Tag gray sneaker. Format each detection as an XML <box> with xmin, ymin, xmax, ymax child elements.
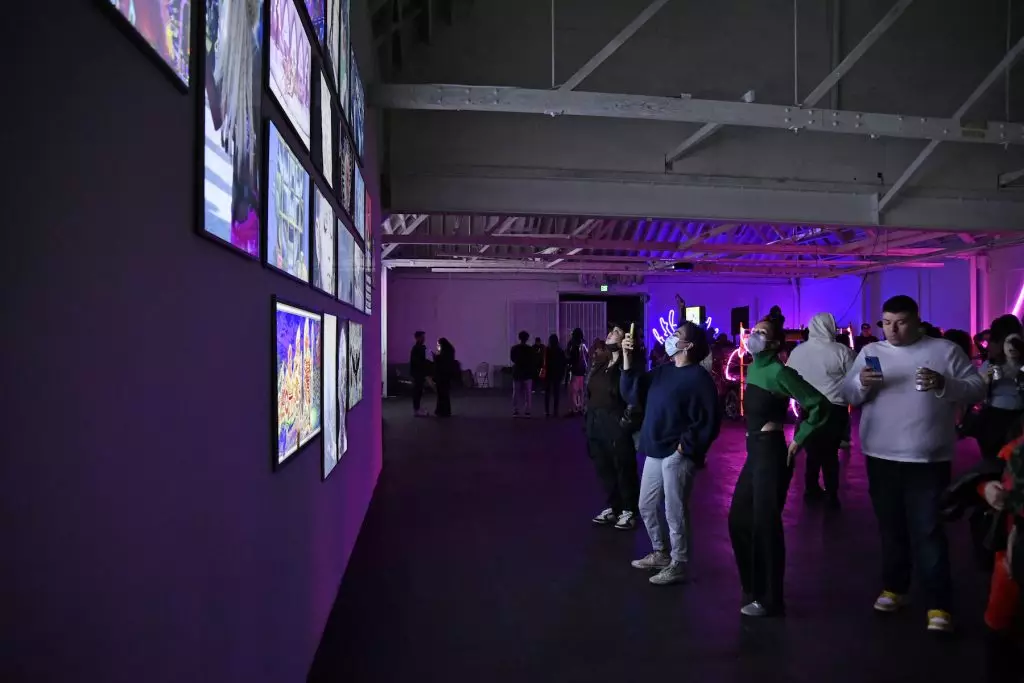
<box><xmin>740</xmin><ymin>601</ymin><xmax>768</xmax><ymax>617</ymax></box>
<box><xmin>649</xmin><ymin>560</ymin><xmax>688</xmax><ymax>585</ymax></box>
<box><xmin>631</xmin><ymin>551</ymin><xmax>671</xmax><ymax>570</ymax></box>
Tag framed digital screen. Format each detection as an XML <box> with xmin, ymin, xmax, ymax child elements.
<box><xmin>303</xmin><ymin>0</ymin><xmax>325</xmax><ymax>41</ymax></box>
<box><xmin>274</xmin><ymin>298</ymin><xmax>322</xmax><ymax>469</ymax></box>
<box><xmin>352</xmin><ymin>165</ymin><xmax>365</xmax><ymax>240</ymax></box>
<box><xmin>326</xmin><ymin>0</ymin><xmax>349</xmax><ymax>108</ymax></box>
<box><xmin>268</xmin><ymin>0</ymin><xmax>312</xmax><ymax>149</ymax></box>
<box><xmin>266</xmin><ymin>122</ymin><xmax>311</xmax><ymax>283</ymax></box>
<box><xmin>337</xmin><ymin>318</ymin><xmax>348</xmax><ymax>458</ymax></box>
<box><xmin>311</xmin><ymin>186</ymin><xmax>336</xmax><ymax>297</ymax></box>
<box><xmin>339</xmin><ymin>134</ymin><xmax>354</xmax><ymax>217</ymax></box>
<box><xmin>363</xmin><ymin>198</ymin><xmax>373</xmax><ymax>314</ymax></box>
<box><xmin>350</xmin><ymin>53</ymin><xmax>365</xmax><ymax>157</ymax></box>
<box><xmin>685</xmin><ymin>306</ymin><xmax>706</xmax><ymax>326</ymax></box>
<box><xmin>347</xmin><ymin>320</ymin><xmax>363</xmax><ymax>409</ymax></box>
<box><xmin>105</xmin><ymin>0</ymin><xmax>192</xmax><ymax>87</ymax></box>
<box><xmin>351</xmin><ymin>235</ymin><xmax>365</xmax><ymax>312</ymax></box>
<box><xmin>200</xmin><ymin>0</ymin><xmax>262</xmax><ymax>257</ymax></box>
<box><xmin>318</xmin><ymin>71</ymin><xmax>334</xmax><ymax>189</ymax></box>
<box><xmin>336</xmin><ymin>219</ymin><xmax>354</xmax><ymax>305</ymax></box>
<box><xmin>322</xmin><ymin>312</ymin><xmax>338</xmax><ymax>479</ymax></box>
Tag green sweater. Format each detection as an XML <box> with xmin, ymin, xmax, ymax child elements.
<box><xmin>746</xmin><ymin>352</ymin><xmax>829</xmax><ymax>446</ymax></box>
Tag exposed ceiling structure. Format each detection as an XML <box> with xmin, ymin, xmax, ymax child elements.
<box><xmin>372</xmin><ymin>0</ymin><xmax>1024</xmax><ymax>276</ymax></box>
<box><xmin>380</xmin><ymin>214</ymin><xmax>1024</xmax><ymax>278</ymax></box>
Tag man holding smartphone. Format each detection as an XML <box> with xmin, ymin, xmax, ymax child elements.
<box><xmin>842</xmin><ymin>295</ymin><xmax>985</xmax><ymax>633</ymax></box>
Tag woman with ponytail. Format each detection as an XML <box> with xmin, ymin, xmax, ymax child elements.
<box><xmin>728</xmin><ymin>310</ymin><xmax>829</xmax><ymax>617</ymax></box>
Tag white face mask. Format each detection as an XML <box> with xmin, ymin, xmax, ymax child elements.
<box><xmin>664</xmin><ymin>336</ymin><xmax>680</xmax><ymax>357</ymax></box>
<box><xmin>746</xmin><ymin>332</ymin><xmax>768</xmax><ymax>355</ymax></box>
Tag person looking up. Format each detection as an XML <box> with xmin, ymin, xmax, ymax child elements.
<box><xmin>621</xmin><ymin>322</ymin><xmax>721</xmax><ymax>585</ymax></box>
<box><xmin>855</xmin><ymin>322</ymin><xmax>878</xmax><ymax>353</ymax></box>
<box><xmin>978</xmin><ymin>315</ymin><xmax>1024</xmax><ymax>460</ymax></box>
<box><xmin>842</xmin><ymin>295</ymin><xmax>985</xmax><ymax>633</ymax></box>
<box><xmin>410</xmin><ymin>330</ymin><xmax>429</xmax><ymax>417</ymax></box>
<box><xmin>786</xmin><ymin>312</ymin><xmax>855</xmax><ymax>507</ymax></box>
<box><xmin>510</xmin><ymin>331</ymin><xmax>535</xmax><ymax>417</ymax></box>
<box><xmin>586</xmin><ymin>325</ymin><xmax>640</xmax><ymax>531</ymax></box>
<box><xmin>432</xmin><ymin>338</ymin><xmax>456</xmax><ymax>418</ymax></box>
<box><xmin>728</xmin><ymin>310</ymin><xmax>829</xmax><ymax>618</ymax></box>
<box><xmin>542</xmin><ymin>334</ymin><xmax>566</xmax><ymax>418</ymax></box>
<box><xmin>566</xmin><ymin>328</ymin><xmax>589</xmax><ymax>416</ymax></box>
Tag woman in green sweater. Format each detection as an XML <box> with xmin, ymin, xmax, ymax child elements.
<box><xmin>728</xmin><ymin>312</ymin><xmax>829</xmax><ymax>617</ymax></box>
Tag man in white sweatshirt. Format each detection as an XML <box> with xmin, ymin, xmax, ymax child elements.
<box><xmin>786</xmin><ymin>312</ymin><xmax>854</xmax><ymax>507</ymax></box>
<box><xmin>842</xmin><ymin>295</ymin><xmax>984</xmax><ymax>634</ymax></box>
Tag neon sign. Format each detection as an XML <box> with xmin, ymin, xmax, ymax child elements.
<box><xmin>1013</xmin><ymin>281</ymin><xmax>1024</xmax><ymax>317</ymax></box>
<box><xmin>652</xmin><ymin>308</ymin><xmax>677</xmax><ymax>345</ymax></box>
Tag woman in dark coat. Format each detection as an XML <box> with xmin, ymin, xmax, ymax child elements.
<box><xmin>433</xmin><ymin>338</ymin><xmax>457</xmax><ymax>417</ymax></box>
<box><xmin>543</xmin><ymin>334</ymin><xmax>567</xmax><ymax>417</ymax></box>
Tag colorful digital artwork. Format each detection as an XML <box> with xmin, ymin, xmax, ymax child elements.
<box><xmin>303</xmin><ymin>0</ymin><xmax>325</xmax><ymax>41</ymax></box>
<box><xmin>350</xmin><ymin>54</ymin><xmax>365</xmax><ymax>157</ymax></box>
<box><xmin>202</xmin><ymin>0</ymin><xmax>262</xmax><ymax>257</ymax></box>
<box><xmin>364</xmin><ymin>222</ymin><xmax>373</xmax><ymax>315</ymax></box>
<box><xmin>347</xmin><ymin>320</ymin><xmax>363</xmax><ymax>409</ymax></box>
<box><xmin>275</xmin><ymin>300</ymin><xmax>322</xmax><ymax>466</ymax></box>
<box><xmin>326</xmin><ymin>0</ymin><xmax>349</xmax><ymax>113</ymax></box>
<box><xmin>108</xmin><ymin>0</ymin><xmax>191</xmax><ymax>85</ymax></box>
<box><xmin>338</xmin><ymin>319</ymin><xmax>349</xmax><ymax>458</ymax></box>
<box><xmin>269</xmin><ymin>0</ymin><xmax>311</xmax><ymax>148</ymax></box>
<box><xmin>352</xmin><ymin>236</ymin><xmax>365</xmax><ymax>312</ymax></box>
<box><xmin>312</xmin><ymin>187</ymin><xmax>336</xmax><ymax>296</ymax></box>
<box><xmin>336</xmin><ymin>220</ymin><xmax>354</xmax><ymax>305</ymax></box>
<box><xmin>319</xmin><ymin>72</ymin><xmax>334</xmax><ymax>188</ymax></box>
<box><xmin>353</xmin><ymin>165</ymin><xmax>365</xmax><ymax>239</ymax></box>
<box><xmin>267</xmin><ymin>122</ymin><xmax>311</xmax><ymax>282</ymax></box>
<box><xmin>339</xmin><ymin>134</ymin><xmax>354</xmax><ymax>216</ymax></box>
<box><xmin>322</xmin><ymin>313</ymin><xmax>338</xmax><ymax>479</ymax></box>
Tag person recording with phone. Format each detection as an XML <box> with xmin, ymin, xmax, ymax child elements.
<box><xmin>727</xmin><ymin>310</ymin><xmax>829</xmax><ymax>617</ymax></box>
<box><xmin>620</xmin><ymin>322</ymin><xmax>722</xmax><ymax>586</ymax></box>
<box><xmin>977</xmin><ymin>315</ymin><xmax>1024</xmax><ymax>461</ymax></box>
<box><xmin>842</xmin><ymin>295</ymin><xmax>985</xmax><ymax>633</ymax></box>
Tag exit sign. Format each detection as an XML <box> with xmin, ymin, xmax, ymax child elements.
<box><xmin>600</xmin><ymin>284</ymin><xmax>609</xmax><ymax>292</ymax></box>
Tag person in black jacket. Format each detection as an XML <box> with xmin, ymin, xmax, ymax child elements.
<box><xmin>433</xmin><ymin>338</ymin><xmax>456</xmax><ymax>417</ymax></box>
<box><xmin>543</xmin><ymin>334</ymin><xmax>567</xmax><ymax>418</ymax></box>
<box><xmin>410</xmin><ymin>330</ymin><xmax>429</xmax><ymax>417</ymax></box>
<box><xmin>587</xmin><ymin>324</ymin><xmax>640</xmax><ymax>530</ymax></box>
<box><xmin>510</xmin><ymin>330</ymin><xmax>536</xmax><ymax>417</ymax></box>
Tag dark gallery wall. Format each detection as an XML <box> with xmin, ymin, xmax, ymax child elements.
<box><xmin>0</xmin><ymin>3</ymin><xmax>382</xmax><ymax>682</ymax></box>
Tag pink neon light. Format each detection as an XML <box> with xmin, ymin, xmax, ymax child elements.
<box><xmin>1013</xmin><ymin>281</ymin><xmax>1024</xmax><ymax>317</ymax></box>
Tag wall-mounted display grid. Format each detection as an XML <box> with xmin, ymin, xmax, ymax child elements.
<box><xmin>105</xmin><ymin>0</ymin><xmax>192</xmax><ymax>87</ymax></box>
<box><xmin>274</xmin><ymin>298</ymin><xmax>322</xmax><ymax>469</ymax></box>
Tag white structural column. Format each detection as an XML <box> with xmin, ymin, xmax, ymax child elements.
<box><xmin>380</xmin><ymin>214</ymin><xmax>427</xmax><ymax>258</ymax></box>
<box><xmin>664</xmin><ymin>0</ymin><xmax>915</xmax><ymax>163</ymax></box>
<box><xmin>879</xmin><ymin>35</ymin><xmax>1024</xmax><ymax>212</ymax></box>
<box><xmin>557</xmin><ymin>0</ymin><xmax>672</xmax><ymax>92</ymax></box>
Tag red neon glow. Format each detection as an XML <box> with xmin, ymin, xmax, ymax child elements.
<box><xmin>1013</xmin><ymin>281</ymin><xmax>1024</xmax><ymax>318</ymax></box>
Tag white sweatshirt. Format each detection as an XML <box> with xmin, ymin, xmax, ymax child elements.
<box><xmin>786</xmin><ymin>312</ymin><xmax>855</xmax><ymax>405</ymax></box>
<box><xmin>842</xmin><ymin>335</ymin><xmax>985</xmax><ymax>463</ymax></box>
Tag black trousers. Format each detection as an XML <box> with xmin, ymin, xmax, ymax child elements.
<box><xmin>978</xmin><ymin>407</ymin><xmax>1023</xmax><ymax>461</ymax></box>
<box><xmin>434</xmin><ymin>380</ymin><xmax>451</xmax><ymax>417</ymax></box>
<box><xmin>728</xmin><ymin>431</ymin><xmax>793</xmax><ymax>613</ymax></box>
<box><xmin>866</xmin><ymin>456</ymin><xmax>952</xmax><ymax>611</ymax></box>
<box><xmin>544</xmin><ymin>378</ymin><xmax>561</xmax><ymax>416</ymax></box>
<box><xmin>586</xmin><ymin>409</ymin><xmax>639</xmax><ymax>514</ymax></box>
<box><xmin>804</xmin><ymin>403</ymin><xmax>849</xmax><ymax>497</ymax></box>
<box><xmin>412</xmin><ymin>377</ymin><xmax>425</xmax><ymax>411</ymax></box>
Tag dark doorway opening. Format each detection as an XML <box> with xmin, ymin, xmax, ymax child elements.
<box><xmin>558</xmin><ymin>294</ymin><xmax>646</xmax><ymax>337</ymax></box>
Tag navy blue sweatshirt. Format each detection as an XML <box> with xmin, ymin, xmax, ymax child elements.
<box><xmin>620</xmin><ymin>363</ymin><xmax>722</xmax><ymax>466</ymax></box>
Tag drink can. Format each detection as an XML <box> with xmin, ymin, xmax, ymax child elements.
<box><xmin>915</xmin><ymin>367</ymin><xmax>927</xmax><ymax>392</ymax></box>
<box><xmin>992</xmin><ymin>366</ymin><xmax>1003</xmax><ymax>381</ymax></box>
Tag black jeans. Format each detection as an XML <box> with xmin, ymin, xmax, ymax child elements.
<box><xmin>586</xmin><ymin>409</ymin><xmax>639</xmax><ymax>514</ymax></box>
<box><xmin>866</xmin><ymin>456</ymin><xmax>952</xmax><ymax>611</ymax></box>
<box><xmin>412</xmin><ymin>377</ymin><xmax>425</xmax><ymax>411</ymax></box>
<box><xmin>434</xmin><ymin>380</ymin><xmax>451</xmax><ymax>416</ymax></box>
<box><xmin>804</xmin><ymin>403</ymin><xmax>849</xmax><ymax>497</ymax></box>
<box><xmin>728</xmin><ymin>431</ymin><xmax>793</xmax><ymax>613</ymax></box>
<box><xmin>544</xmin><ymin>378</ymin><xmax>561</xmax><ymax>416</ymax></box>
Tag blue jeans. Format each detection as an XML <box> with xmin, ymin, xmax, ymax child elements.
<box><xmin>639</xmin><ymin>452</ymin><xmax>697</xmax><ymax>563</ymax></box>
<box><xmin>866</xmin><ymin>456</ymin><xmax>952</xmax><ymax>611</ymax></box>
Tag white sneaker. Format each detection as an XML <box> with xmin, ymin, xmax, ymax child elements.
<box><xmin>614</xmin><ymin>511</ymin><xmax>637</xmax><ymax>530</ymax></box>
<box><xmin>873</xmin><ymin>591</ymin><xmax>908</xmax><ymax>613</ymax></box>
<box><xmin>740</xmin><ymin>601</ymin><xmax>768</xmax><ymax>617</ymax></box>
<box><xmin>591</xmin><ymin>508</ymin><xmax>617</xmax><ymax>525</ymax></box>
<box><xmin>927</xmin><ymin>609</ymin><xmax>953</xmax><ymax>633</ymax></box>
<box><xmin>631</xmin><ymin>551</ymin><xmax>671</xmax><ymax>570</ymax></box>
<box><xmin>649</xmin><ymin>561</ymin><xmax>688</xmax><ymax>585</ymax></box>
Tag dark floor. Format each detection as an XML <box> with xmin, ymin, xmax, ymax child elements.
<box><xmin>309</xmin><ymin>390</ymin><xmax>992</xmax><ymax>683</ymax></box>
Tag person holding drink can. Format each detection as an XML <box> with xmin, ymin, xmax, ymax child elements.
<box><xmin>977</xmin><ymin>315</ymin><xmax>1024</xmax><ymax>461</ymax></box>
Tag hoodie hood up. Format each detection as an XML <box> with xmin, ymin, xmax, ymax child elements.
<box><xmin>807</xmin><ymin>312</ymin><xmax>837</xmax><ymax>342</ymax></box>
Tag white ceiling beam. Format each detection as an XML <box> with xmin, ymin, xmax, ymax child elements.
<box><xmin>380</xmin><ymin>214</ymin><xmax>428</xmax><ymax>258</ymax></box>
<box><xmin>663</xmin><ymin>0</ymin><xmax>914</xmax><ymax>163</ymax></box>
<box><xmin>370</xmin><ymin>83</ymin><xmax>1024</xmax><ymax>146</ymax></box>
<box><xmin>558</xmin><ymin>0</ymin><xmax>672</xmax><ymax>92</ymax></box>
<box><xmin>477</xmin><ymin>216</ymin><xmax>519</xmax><ymax>254</ymax></box>
<box><xmin>879</xmin><ymin>35</ymin><xmax>1024</xmax><ymax>213</ymax></box>
<box><xmin>999</xmin><ymin>168</ymin><xmax>1024</xmax><ymax>187</ymax></box>
<box><xmin>541</xmin><ymin>218</ymin><xmax>600</xmax><ymax>268</ymax></box>
<box><xmin>833</xmin><ymin>234</ymin><xmax>1024</xmax><ymax>277</ymax></box>
<box><xmin>834</xmin><ymin>230</ymin><xmax>941</xmax><ymax>253</ymax></box>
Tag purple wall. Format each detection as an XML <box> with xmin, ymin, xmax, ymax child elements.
<box><xmin>1</xmin><ymin>4</ymin><xmax>381</xmax><ymax>682</ymax></box>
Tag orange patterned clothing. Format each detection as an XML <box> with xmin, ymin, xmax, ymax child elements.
<box><xmin>982</xmin><ymin>436</ymin><xmax>1023</xmax><ymax>631</ymax></box>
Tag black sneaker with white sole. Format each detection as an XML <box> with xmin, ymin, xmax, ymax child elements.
<box><xmin>592</xmin><ymin>508</ymin><xmax>617</xmax><ymax>525</ymax></box>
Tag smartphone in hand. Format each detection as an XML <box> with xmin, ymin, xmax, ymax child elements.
<box><xmin>864</xmin><ymin>356</ymin><xmax>882</xmax><ymax>374</ymax></box>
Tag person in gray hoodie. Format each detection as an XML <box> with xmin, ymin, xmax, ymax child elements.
<box><xmin>786</xmin><ymin>312</ymin><xmax>855</xmax><ymax>507</ymax></box>
<box><xmin>842</xmin><ymin>295</ymin><xmax>985</xmax><ymax>633</ymax></box>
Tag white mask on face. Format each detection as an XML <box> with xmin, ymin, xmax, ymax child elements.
<box><xmin>664</xmin><ymin>336</ymin><xmax>680</xmax><ymax>357</ymax></box>
<box><xmin>746</xmin><ymin>332</ymin><xmax>768</xmax><ymax>355</ymax></box>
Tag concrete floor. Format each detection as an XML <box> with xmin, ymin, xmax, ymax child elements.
<box><xmin>309</xmin><ymin>390</ymin><xmax>991</xmax><ymax>683</ymax></box>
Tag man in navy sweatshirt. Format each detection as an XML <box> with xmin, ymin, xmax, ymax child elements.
<box><xmin>620</xmin><ymin>321</ymin><xmax>722</xmax><ymax>585</ymax></box>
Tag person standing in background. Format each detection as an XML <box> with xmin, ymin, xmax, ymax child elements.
<box><xmin>786</xmin><ymin>312</ymin><xmax>855</xmax><ymax>507</ymax></box>
<box><xmin>978</xmin><ymin>315</ymin><xmax>1024</xmax><ymax>461</ymax></box>
<box><xmin>410</xmin><ymin>330</ymin><xmax>429</xmax><ymax>417</ymax></box>
<box><xmin>542</xmin><ymin>334</ymin><xmax>567</xmax><ymax>418</ymax></box>
<box><xmin>843</xmin><ymin>295</ymin><xmax>985</xmax><ymax>633</ymax></box>
<box><xmin>855</xmin><ymin>323</ymin><xmax>878</xmax><ymax>353</ymax></box>
<box><xmin>566</xmin><ymin>328</ymin><xmax>589</xmax><ymax>416</ymax></box>
<box><xmin>432</xmin><ymin>338</ymin><xmax>457</xmax><ymax>418</ymax></box>
<box><xmin>510</xmin><ymin>331</ymin><xmax>536</xmax><ymax>417</ymax></box>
